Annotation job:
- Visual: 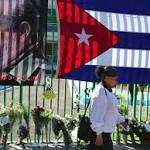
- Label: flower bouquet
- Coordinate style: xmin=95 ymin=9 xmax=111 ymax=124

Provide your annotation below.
xmin=52 ymin=115 xmax=73 ymax=146
xmin=118 ymin=104 xmax=128 ymax=116
xmin=43 ymin=87 xmax=57 ymax=100
xmin=43 ymin=77 xmax=57 ymax=100
xmin=0 ymin=114 xmax=11 ymax=148
xmin=15 ymin=105 xmax=30 ymax=148
xmin=119 ymin=119 xmax=131 ymax=135
xmin=119 ymin=119 xmax=136 ymax=144
xmin=129 ymin=119 xmax=150 ymax=144
xmin=117 ymin=99 xmax=128 ymax=144
xmin=31 ymin=106 xmax=53 ymax=143
xmin=0 ymin=103 xmax=25 ymax=148
xmin=31 ymin=106 xmax=45 ymax=143
xmin=17 ymin=125 xmax=29 ymax=148
xmin=40 ymin=109 xmax=53 ymax=144
xmin=65 ymin=115 xmax=78 ymax=132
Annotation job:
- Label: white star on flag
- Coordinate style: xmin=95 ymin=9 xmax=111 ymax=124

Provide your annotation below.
xmin=75 ymin=28 xmax=93 ymax=45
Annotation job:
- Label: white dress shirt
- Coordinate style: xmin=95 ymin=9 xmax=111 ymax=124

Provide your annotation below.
xmin=89 ymin=83 xmax=124 ymax=135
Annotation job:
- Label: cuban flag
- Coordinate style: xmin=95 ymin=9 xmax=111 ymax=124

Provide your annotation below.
xmin=57 ymin=0 xmax=150 ymax=84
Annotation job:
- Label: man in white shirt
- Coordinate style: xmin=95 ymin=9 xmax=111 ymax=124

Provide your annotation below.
xmin=88 ymin=66 xmax=127 ymax=150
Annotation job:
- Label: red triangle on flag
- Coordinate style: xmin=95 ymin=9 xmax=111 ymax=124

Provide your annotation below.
xmin=57 ymin=0 xmax=121 ymax=77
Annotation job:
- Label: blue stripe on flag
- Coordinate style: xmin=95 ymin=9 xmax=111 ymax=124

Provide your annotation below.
xmin=62 ymin=65 xmax=150 ymax=84
xmin=74 ymin=0 xmax=150 ymax=15
xmin=114 ymin=31 xmax=150 ymax=50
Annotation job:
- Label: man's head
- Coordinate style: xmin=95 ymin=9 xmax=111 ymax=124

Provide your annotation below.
xmin=0 ymin=0 xmax=46 ymax=72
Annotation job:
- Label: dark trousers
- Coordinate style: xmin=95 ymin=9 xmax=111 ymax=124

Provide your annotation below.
xmin=87 ymin=133 xmax=113 ymax=150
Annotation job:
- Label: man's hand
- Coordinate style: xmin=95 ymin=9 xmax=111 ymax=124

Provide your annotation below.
xmin=95 ymin=134 xmax=103 ymax=146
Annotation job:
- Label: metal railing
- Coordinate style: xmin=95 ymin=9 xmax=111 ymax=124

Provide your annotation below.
xmin=0 ymin=82 xmax=150 ymax=143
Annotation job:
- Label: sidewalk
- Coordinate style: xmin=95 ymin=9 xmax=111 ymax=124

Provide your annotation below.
xmin=114 ymin=144 xmax=150 ymax=150
xmin=3 ymin=143 xmax=150 ymax=150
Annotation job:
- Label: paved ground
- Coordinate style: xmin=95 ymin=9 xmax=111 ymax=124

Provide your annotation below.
xmin=114 ymin=144 xmax=150 ymax=150
xmin=1 ymin=144 xmax=150 ymax=150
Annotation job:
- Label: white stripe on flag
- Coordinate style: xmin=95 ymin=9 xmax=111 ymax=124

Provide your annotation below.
xmin=148 ymin=52 xmax=150 ymax=68
xmin=140 ymin=16 xmax=146 ymax=33
xmin=133 ymin=50 xmax=139 ymax=68
xmin=119 ymin=49 xmax=125 ymax=66
xmin=126 ymin=14 xmax=132 ymax=32
xmin=86 ymin=48 xmax=150 ymax=69
xmin=126 ymin=49 xmax=132 ymax=67
xmin=145 ymin=51 xmax=149 ymax=68
xmin=147 ymin=17 xmax=150 ymax=33
xmin=86 ymin=10 xmax=150 ymax=33
xmin=118 ymin=13 xmax=124 ymax=31
xmin=112 ymin=48 xmax=117 ymax=66
xmin=141 ymin=50 xmax=146 ymax=68
xmin=133 ymin=17 xmax=139 ymax=33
